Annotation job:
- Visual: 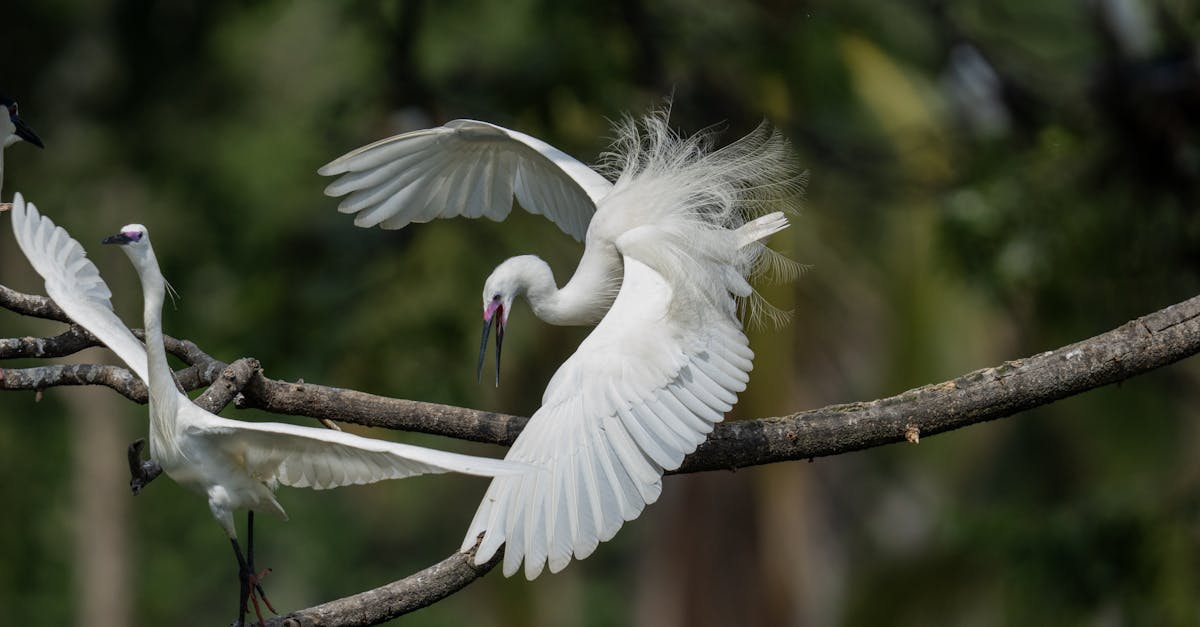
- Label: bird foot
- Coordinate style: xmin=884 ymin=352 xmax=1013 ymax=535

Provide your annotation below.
xmin=239 ymin=566 xmax=277 ymax=626
xmin=0 ymin=203 xmax=10 ymax=213
xmin=126 ymin=438 xmax=163 ymax=495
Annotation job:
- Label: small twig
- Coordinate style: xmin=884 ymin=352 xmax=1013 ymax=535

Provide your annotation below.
xmin=127 ymin=439 xmax=162 ymax=496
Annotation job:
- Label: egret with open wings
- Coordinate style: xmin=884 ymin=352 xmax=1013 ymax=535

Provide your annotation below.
xmin=322 ymin=112 xmax=801 ymax=578
xmin=10 ymin=196 xmax=529 ymax=626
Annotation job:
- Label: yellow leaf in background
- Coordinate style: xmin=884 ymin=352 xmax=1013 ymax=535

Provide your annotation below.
xmin=840 ymin=34 xmax=953 ymax=184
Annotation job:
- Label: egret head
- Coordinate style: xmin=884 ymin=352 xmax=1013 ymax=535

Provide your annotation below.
xmin=0 ymin=95 xmax=44 ymax=149
xmin=101 ymin=224 xmax=151 ymax=257
xmin=477 ymin=263 xmax=521 ymax=386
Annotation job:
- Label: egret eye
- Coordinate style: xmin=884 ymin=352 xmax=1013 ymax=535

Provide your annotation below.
xmin=123 ymin=231 xmax=143 ymax=242
xmin=492 ymin=294 xmax=501 ymax=301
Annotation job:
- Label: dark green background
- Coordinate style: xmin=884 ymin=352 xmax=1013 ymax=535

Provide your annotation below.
xmin=1 ymin=1 xmax=1198 ymax=625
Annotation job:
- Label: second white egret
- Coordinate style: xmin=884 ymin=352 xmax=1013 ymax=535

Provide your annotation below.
xmin=10 ymin=196 xmax=530 ymax=626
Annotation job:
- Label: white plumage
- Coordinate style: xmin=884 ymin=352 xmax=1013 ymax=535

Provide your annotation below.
xmin=321 ymin=111 xmax=800 ymax=578
xmin=319 ymin=119 xmax=610 ymax=239
xmin=9 ymin=195 xmax=528 ymax=622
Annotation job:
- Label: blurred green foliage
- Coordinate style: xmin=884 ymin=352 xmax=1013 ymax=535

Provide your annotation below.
xmin=1 ymin=0 xmax=1199 ymax=625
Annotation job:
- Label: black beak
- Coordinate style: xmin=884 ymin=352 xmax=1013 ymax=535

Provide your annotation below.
xmin=12 ymin=116 xmax=43 ymax=148
xmin=102 ymin=233 xmax=134 ymax=245
xmin=476 ymin=305 xmax=505 ymax=386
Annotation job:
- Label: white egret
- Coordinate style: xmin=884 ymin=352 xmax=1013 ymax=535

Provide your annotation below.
xmin=10 ymin=195 xmax=531 ymax=626
xmin=319 ymin=118 xmax=615 ymax=385
xmin=0 ymin=94 xmax=44 ymax=197
xmin=321 ymin=112 xmax=800 ymax=578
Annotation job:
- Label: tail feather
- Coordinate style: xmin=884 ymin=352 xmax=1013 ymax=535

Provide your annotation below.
xmin=736 ymin=211 xmax=789 ymax=248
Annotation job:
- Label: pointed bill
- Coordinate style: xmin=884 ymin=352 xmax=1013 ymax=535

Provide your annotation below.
xmin=476 ymin=301 xmax=505 ymax=386
xmin=13 ymin=116 xmax=43 ymax=148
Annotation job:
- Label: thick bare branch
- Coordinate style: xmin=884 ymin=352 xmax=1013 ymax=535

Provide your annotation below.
xmin=236 ymin=377 xmax=528 ymax=444
xmin=677 ymin=293 xmax=1200 ymax=471
xmin=0 ymin=363 xmax=148 ymax=402
xmin=265 ymin=543 xmax=502 ymax=627
xmin=0 ymin=361 xmax=226 ymax=403
xmin=0 ymin=284 xmax=69 ymax=323
xmin=3 ymin=288 xmax=1199 ymax=462
xmin=194 ymin=357 xmax=262 ymax=414
xmin=0 ymin=325 xmax=94 ymax=359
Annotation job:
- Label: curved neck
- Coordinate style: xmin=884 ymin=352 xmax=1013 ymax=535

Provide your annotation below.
xmin=128 ymin=246 xmax=179 ymax=433
xmin=518 ymin=249 xmax=618 ymax=326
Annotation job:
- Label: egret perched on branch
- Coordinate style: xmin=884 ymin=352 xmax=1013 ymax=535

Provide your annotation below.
xmin=0 ymin=94 xmax=44 ymax=197
xmin=10 ymin=196 xmax=530 ymax=626
xmin=321 ymin=111 xmax=801 ymax=578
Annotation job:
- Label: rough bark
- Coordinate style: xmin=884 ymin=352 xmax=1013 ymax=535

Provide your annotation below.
xmin=264 ymin=544 xmax=502 ymax=627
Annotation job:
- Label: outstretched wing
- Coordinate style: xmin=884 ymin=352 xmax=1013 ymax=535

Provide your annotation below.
xmin=188 ymin=407 xmax=528 ymax=489
xmin=10 ymin=194 xmax=149 ymax=382
xmin=318 ymin=119 xmax=612 ymax=241
xmin=461 ymin=256 xmax=753 ymax=579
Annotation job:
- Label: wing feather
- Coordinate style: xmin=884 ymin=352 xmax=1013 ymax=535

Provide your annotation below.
xmin=10 ymin=195 xmax=150 ymax=382
xmin=351 ymin=149 xmax=461 ymax=227
xmin=462 ymin=257 xmax=752 ymax=578
xmin=321 ymin=119 xmax=611 ymax=241
xmin=339 ymin=148 xmax=453 ymax=216
xmin=191 ymin=414 xmax=525 ymax=490
xmin=324 ymin=151 xmax=412 ymax=198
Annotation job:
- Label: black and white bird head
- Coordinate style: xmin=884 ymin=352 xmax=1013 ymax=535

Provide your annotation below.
xmin=0 ymin=94 xmax=44 ymax=150
xmin=102 ymin=224 xmax=152 ymax=255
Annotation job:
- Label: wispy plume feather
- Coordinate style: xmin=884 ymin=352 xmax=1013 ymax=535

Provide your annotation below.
xmin=598 ymin=107 xmax=805 ymax=327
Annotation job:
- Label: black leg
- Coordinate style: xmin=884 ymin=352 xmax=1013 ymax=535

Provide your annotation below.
xmin=245 ymin=512 xmax=276 ymax=616
xmin=228 ymin=516 xmax=277 ymax=627
xmin=229 ymin=537 xmax=252 ymax=627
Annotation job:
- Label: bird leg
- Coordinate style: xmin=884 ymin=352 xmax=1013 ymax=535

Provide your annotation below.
xmin=246 ymin=512 xmax=276 ymax=616
xmin=230 ymin=511 xmax=276 ymax=627
xmin=126 ymin=438 xmax=162 ymax=495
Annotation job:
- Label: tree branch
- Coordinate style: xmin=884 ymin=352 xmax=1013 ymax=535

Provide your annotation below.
xmin=0 ymin=325 xmax=95 ymax=359
xmin=0 ymin=284 xmax=70 ymax=323
xmin=265 ymin=542 xmax=503 ymax=627
xmin=0 ymin=363 xmax=148 ymax=402
xmin=3 ymin=281 xmax=1199 ymax=625
xmin=193 ymin=357 xmax=262 ymax=414
xmin=676 ymin=293 xmax=1200 ymax=472
xmin=235 ymin=377 xmax=528 ymax=444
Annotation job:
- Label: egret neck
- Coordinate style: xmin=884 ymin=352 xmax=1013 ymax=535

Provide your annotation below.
xmin=104 ymin=228 xmax=180 ymax=458
xmin=491 ymin=246 xmax=619 ymax=327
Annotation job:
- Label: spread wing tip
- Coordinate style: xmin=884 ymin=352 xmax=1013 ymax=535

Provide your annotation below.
xmin=316 ymin=161 xmax=344 ymax=177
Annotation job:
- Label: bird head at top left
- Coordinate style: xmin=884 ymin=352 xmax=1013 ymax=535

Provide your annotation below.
xmin=0 ymin=94 xmax=44 ymax=149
